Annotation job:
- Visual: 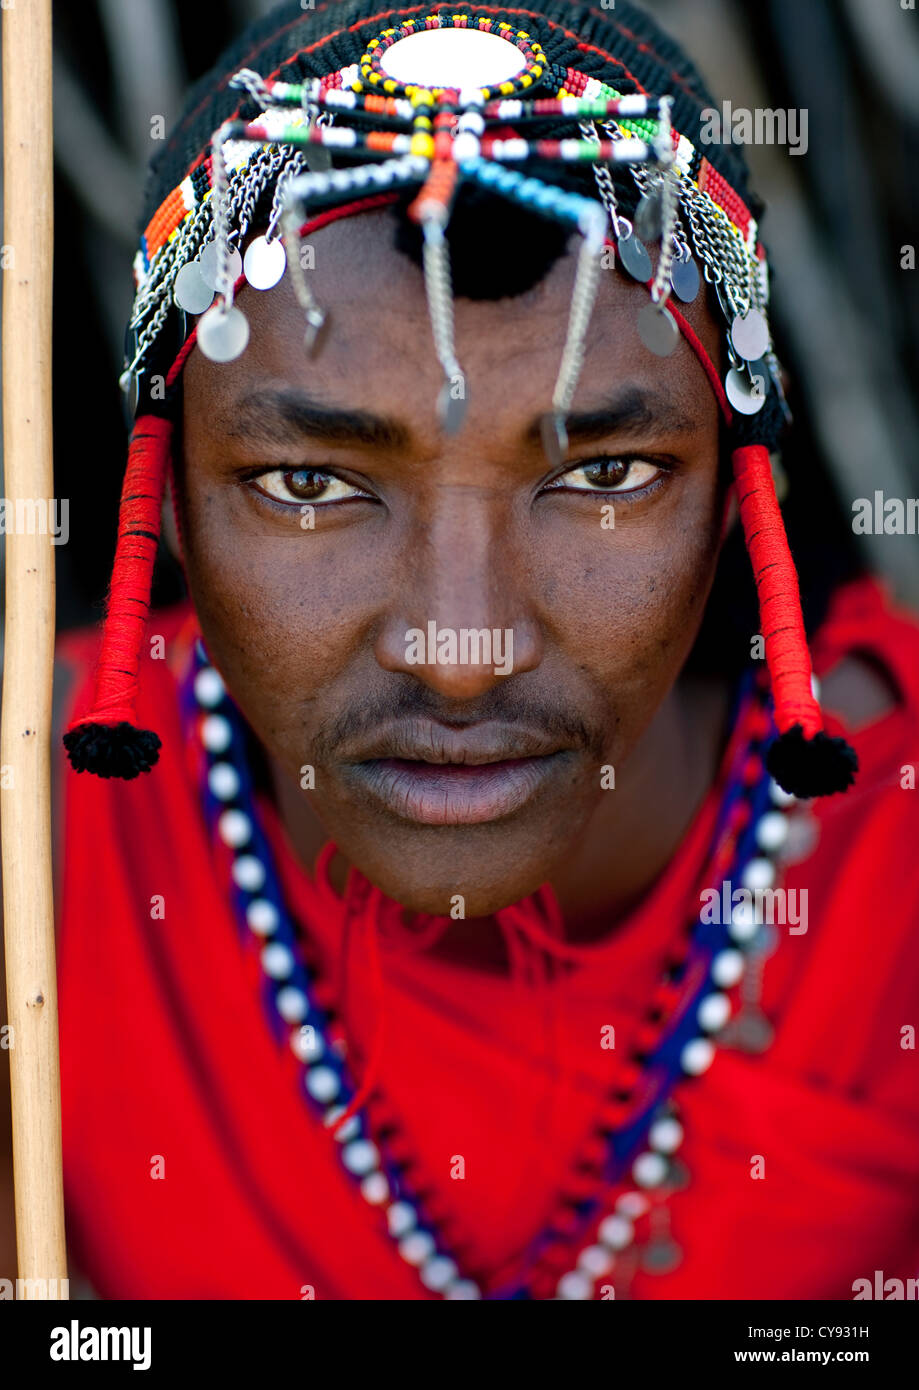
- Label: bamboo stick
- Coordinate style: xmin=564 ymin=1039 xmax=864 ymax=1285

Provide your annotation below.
xmin=1 ymin=0 xmax=67 ymax=1298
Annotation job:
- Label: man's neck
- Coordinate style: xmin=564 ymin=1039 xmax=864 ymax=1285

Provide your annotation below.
xmin=268 ymin=672 xmax=733 ymax=965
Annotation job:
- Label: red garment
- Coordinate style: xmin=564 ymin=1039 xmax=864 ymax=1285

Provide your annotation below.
xmin=56 ymin=576 xmax=919 ymax=1299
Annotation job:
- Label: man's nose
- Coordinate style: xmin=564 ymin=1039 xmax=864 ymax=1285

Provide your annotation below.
xmin=374 ymin=491 xmax=542 ymax=700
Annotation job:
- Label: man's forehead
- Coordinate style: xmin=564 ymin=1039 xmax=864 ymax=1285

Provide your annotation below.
xmin=190 ymin=208 xmax=722 ymax=440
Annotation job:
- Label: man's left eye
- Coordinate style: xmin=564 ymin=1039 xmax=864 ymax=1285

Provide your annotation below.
xmin=253 ymin=468 xmax=369 ymax=506
xmin=546 ymin=457 xmax=662 ymax=494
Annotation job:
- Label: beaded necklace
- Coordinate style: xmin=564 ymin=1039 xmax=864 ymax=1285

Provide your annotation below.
xmin=182 ymin=642 xmax=798 ymax=1299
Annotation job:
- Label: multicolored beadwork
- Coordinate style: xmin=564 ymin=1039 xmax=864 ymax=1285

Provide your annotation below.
xmin=121 ymin=10 xmax=786 ymax=438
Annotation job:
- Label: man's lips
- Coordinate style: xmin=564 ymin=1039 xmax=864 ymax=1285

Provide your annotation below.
xmin=352 ymin=754 xmax=566 ymax=826
xmin=338 ymin=720 xmax=573 ymax=826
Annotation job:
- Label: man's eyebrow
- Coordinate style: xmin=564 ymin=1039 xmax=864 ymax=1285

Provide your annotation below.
xmin=225 ymin=388 xmax=410 ymax=450
xmin=526 ymin=387 xmax=694 ymax=446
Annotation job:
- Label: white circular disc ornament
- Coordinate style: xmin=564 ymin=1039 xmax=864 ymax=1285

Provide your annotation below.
xmin=174 ymin=262 xmax=216 ymax=315
xmin=637 ymin=301 xmax=679 ymax=356
xmin=243 ymin=234 xmax=287 ymax=290
xmin=199 ymin=241 xmax=243 ymax=292
xmin=725 ymin=366 xmax=767 ymax=415
xmin=197 ymin=304 xmax=250 ymax=363
xmin=730 ymin=307 xmax=770 ymax=362
xmin=379 ymin=28 xmax=526 ymax=89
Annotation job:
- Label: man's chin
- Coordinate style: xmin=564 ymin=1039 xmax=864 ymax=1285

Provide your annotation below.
xmin=334 ymin=833 xmax=560 ymax=919
xmin=369 ymin=874 xmax=548 ymax=920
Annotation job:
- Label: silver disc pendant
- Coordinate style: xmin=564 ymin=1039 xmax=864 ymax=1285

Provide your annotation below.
xmin=197 ymin=304 xmax=250 ymax=363
xmin=725 ymin=366 xmax=767 ymax=415
xmin=244 ymin=235 xmax=287 ymax=291
xmin=199 ymin=241 xmax=243 ymax=292
xmin=173 ymin=261 xmax=216 ymax=315
xmin=637 ymin=302 xmax=679 ymax=356
xmin=438 ymin=379 xmax=468 ymax=435
xmin=617 ymin=232 xmax=652 ymax=283
xmin=718 ymin=1008 xmax=775 ymax=1054
xmin=634 ymin=190 xmax=663 ymax=242
xmin=539 ymin=413 xmax=568 ymax=468
xmin=119 ymin=369 xmax=140 ymax=417
xmin=640 ymin=1238 xmax=682 ymax=1275
xmin=746 ymin=356 xmax=771 ymax=399
xmin=303 ymin=140 xmax=333 ymax=173
xmin=670 ymin=253 xmax=700 ymax=304
xmin=730 ymin=307 xmax=770 ymax=362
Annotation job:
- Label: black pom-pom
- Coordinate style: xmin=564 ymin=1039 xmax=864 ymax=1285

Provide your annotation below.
xmin=63 ymin=722 xmax=162 ymax=779
xmin=765 ymin=725 xmax=858 ymax=799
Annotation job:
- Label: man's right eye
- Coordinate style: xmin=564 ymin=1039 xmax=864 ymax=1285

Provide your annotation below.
xmin=250 ymin=467 xmax=371 ymax=506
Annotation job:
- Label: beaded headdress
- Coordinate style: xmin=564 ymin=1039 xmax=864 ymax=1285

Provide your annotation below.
xmin=64 ymin=0 xmax=857 ymax=798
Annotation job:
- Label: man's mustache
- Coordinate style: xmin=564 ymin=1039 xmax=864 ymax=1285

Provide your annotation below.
xmin=309 ymin=679 xmax=603 ymax=763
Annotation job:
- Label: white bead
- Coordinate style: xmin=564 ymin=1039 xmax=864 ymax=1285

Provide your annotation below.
xmin=457 ymin=110 xmax=485 ymax=134
xmin=261 ymin=942 xmax=294 ymax=979
xmin=769 ymin=779 xmax=796 ymax=808
xmin=291 ymin=1025 xmax=323 ymax=1062
xmin=598 ymin=1213 xmax=634 ymax=1250
xmin=387 ymin=1201 xmax=416 ymax=1238
xmin=444 ymin=1280 xmax=482 ymax=1300
xmin=342 ymin=1140 xmax=380 ymax=1176
xmin=218 ymin=808 xmax=252 ymax=848
xmin=305 ymin=1066 xmax=340 ymax=1103
xmin=577 ymin=1244 xmax=614 ymax=1278
xmin=451 ymin=132 xmax=480 ymax=161
xmin=420 ymin=1256 xmax=458 ymax=1292
xmin=201 ymin=713 xmax=232 ymax=753
xmin=711 ymin=949 xmax=745 ymax=988
xmin=194 ymin=667 xmax=225 ymax=708
xmin=556 ymin=1271 xmax=593 ymax=1300
xmin=246 ymin=899 xmax=279 ymax=935
xmin=648 ymin=1116 xmax=684 ymax=1154
xmin=324 ymin=1106 xmax=359 ymax=1142
xmin=208 ymin=761 xmax=240 ymax=801
xmin=399 ymin=1231 xmax=435 ymax=1266
xmin=742 ymin=857 xmax=776 ymax=891
xmin=729 ymin=903 xmax=759 ymax=944
xmin=681 ymin=1037 xmax=716 ymax=1075
xmin=232 ymin=854 xmax=266 ymax=892
xmin=697 ymin=991 xmax=731 ymax=1032
xmin=615 ymin=1192 xmax=648 ymax=1220
xmin=632 ymin=1150 xmax=668 ymax=1188
xmin=276 ymin=986 xmax=308 ymax=1022
xmin=756 ymin=811 xmax=789 ymax=853
xmin=360 ymin=1172 xmax=389 ymax=1205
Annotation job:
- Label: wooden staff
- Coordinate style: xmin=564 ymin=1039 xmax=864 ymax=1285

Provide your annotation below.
xmin=1 ymin=0 xmax=67 ymax=1297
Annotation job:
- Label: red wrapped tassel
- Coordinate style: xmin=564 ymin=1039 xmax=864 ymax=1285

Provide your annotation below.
xmin=63 ymin=415 xmax=172 ymax=778
xmin=732 ymin=444 xmax=857 ymax=797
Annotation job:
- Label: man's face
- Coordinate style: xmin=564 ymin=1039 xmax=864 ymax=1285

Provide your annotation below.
xmin=180 ymin=210 xmax=724 ymax=915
